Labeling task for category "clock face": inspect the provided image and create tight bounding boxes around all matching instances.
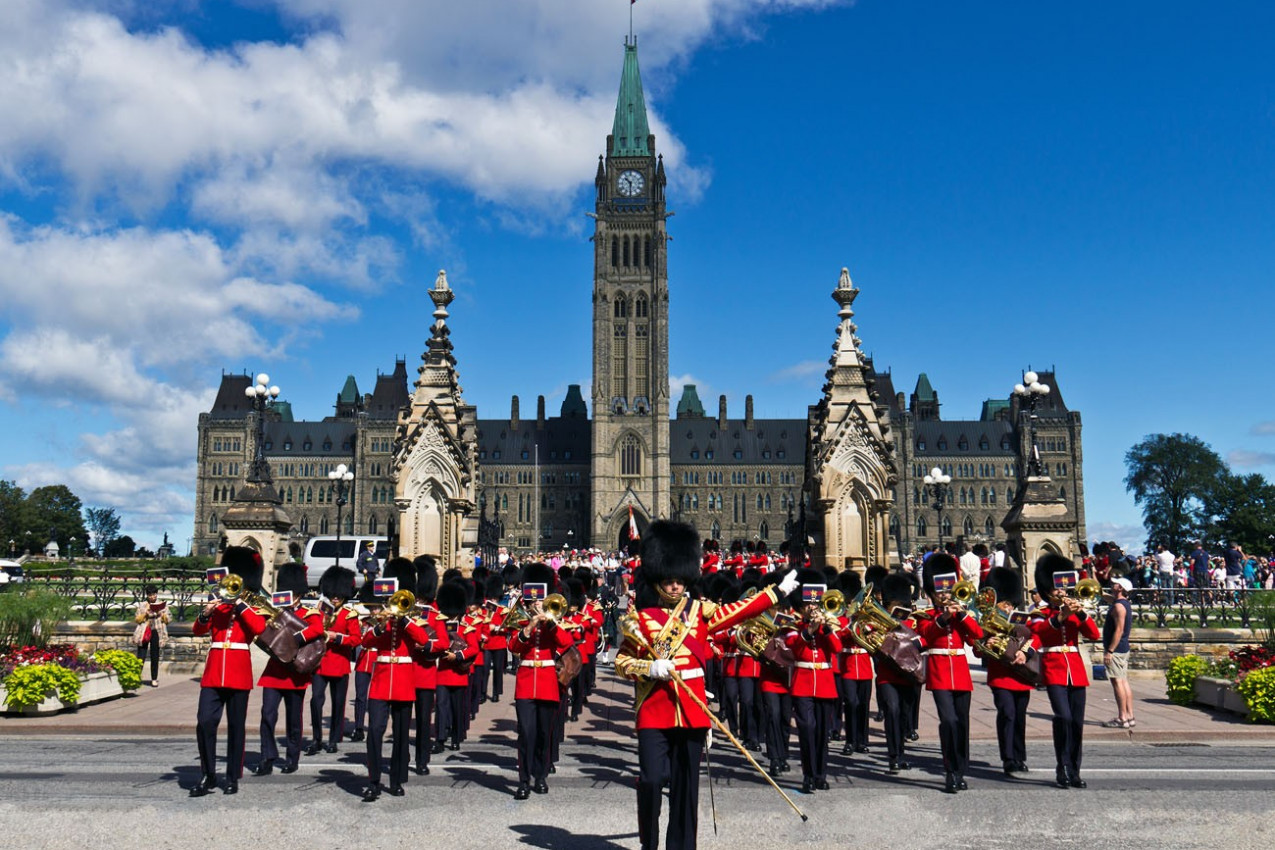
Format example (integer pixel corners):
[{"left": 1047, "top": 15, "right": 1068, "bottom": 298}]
[{"left": 617, "top": 170, "right": 645, "bottom": 197}]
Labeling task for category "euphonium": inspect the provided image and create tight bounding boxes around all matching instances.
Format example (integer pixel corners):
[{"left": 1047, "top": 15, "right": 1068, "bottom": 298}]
[
  {"left": 971, "top": 587, "right": 1015, "bottom": 661},
  {"left": 844, "top": 585, "right": 901, "bottom": 654}
]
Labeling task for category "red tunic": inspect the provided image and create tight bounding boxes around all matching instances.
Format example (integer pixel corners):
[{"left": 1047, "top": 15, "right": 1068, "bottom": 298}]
[
  {"left": 436, "top": 620, "right": 480, "bottom": 688},
  {"left": 785, "top": 625, "right": 842, "bottom": 699},
  {"left": 915, "top": 611, "right": 984, "bottom": 692},
  {"left": 1030, "top": 608, "right": 1101, "bottom": 687},
  {"left": 463, "top": 611, "right": 487, "bottom": 668},
  {"left": 983, "top": 627, "right": 1041, "bottom": 692},
  {"left": 485, "top": 605, "right": 510, "bottom": 652},
  {"left": 362, "top": 617, "right": 431, "bottom": 701},
  {"left": 194, "top": 601, "right": 267, "bottom": 690},
  {"left": 412, "top": 606, "right": 449, "bottom": 690},
  {"left": 257, "top": 607, "right": 326, "bottom": 689},
  {"left": 316, "top": 606, "right": 362, "bottom": 678},
  {"left": 836, "top": 615, "right": 875, "bottom": 680},
  {"left": 617, "top": 589, "right": 778, "bottom": 729},
  {"left": 509, "top": 621, "right": 575, "bottom": 702}
]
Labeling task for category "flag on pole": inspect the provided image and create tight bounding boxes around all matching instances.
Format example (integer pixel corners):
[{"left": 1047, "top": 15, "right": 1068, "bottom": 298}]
[{"left": 628, "top": 504, "right": 640, "bottom": 542}]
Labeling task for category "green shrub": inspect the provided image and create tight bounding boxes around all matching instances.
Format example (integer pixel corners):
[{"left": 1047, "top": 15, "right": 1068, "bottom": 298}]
[
  {"left": 1249, "top": 591, "right": 1275, "bottom": 649},
  {"left": 0, "top": 589, "right": 73, "bottom": 648},
  {"left": 1165, "top": 654, "right": 1209, "bottom": 704},
  {"left": 1235, "top": 666, "right": 1275, "bottom": 723},
  {"left": 2, "top": 663, "right": 82, "bottom": 710},
  {"left": 92, "top": 649, "right": 143, "bottom": 691}
]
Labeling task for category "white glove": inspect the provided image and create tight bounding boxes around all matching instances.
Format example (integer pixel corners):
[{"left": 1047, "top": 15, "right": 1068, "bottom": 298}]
[
  {"left": 648, "top": 658, "right": 675, "bottom": 680},
  {"left": 777, "top": 569, "right": 801, "bottom": 596}
]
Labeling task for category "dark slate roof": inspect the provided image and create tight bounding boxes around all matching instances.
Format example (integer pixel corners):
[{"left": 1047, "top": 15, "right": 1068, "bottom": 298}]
[
  {"left": 265, "top": 421, "right": 357, "bottom": 456},
  {"left": 208, "top": 374, "right": 254, "bottom": 419},
  {"left": 910, "top": 419, "right": 1015, "bottom": 456},
  {"left": 871, "top": 370, "right": 900, "bottom": 415},
  {"left": 476, "top": 418, "right": 591, "bottom": 464},
  {"left": 670, "top": 419, "right": 805, "bottom": 465},
  {"left": 367, "top": 361, "right": 409, "bottom": 420},
  {"left": 561, "top": 385, "right": 588, "bottom": 419}
]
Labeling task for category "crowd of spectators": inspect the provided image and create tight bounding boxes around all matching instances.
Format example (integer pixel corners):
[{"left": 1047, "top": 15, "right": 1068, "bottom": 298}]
[{"left": 1081, "top": 540, "right": 1274, "bottom": 591}]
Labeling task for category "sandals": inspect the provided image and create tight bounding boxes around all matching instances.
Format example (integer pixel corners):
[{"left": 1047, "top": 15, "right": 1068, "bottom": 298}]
[{"left": 1101, "top": 718, "right": 1134, "bottom": 728}]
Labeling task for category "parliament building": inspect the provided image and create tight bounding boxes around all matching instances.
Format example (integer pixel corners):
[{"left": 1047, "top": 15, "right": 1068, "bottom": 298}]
[{"left": 194, "top": 40, "right": 1084, "bottom": 571}]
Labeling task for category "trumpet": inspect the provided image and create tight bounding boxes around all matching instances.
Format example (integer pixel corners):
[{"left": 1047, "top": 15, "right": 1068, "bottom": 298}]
[
  {"left": 952, "top": 579, "right": 977, "bottom": 607},
  {"left": 218, "top": 574, "right": 284, "bottom": 622},
  {"left": 543, "top": 593, "right": 568, "bottom": 621},
  {"left": 375, "top": 589, "right": 417, "bottom": 623},
  {"left": 820, "top": 589, "right": 846, "bottom": 618},
  {"left": 1066, "top": 578, "right": 1103, "bottom": 613}
]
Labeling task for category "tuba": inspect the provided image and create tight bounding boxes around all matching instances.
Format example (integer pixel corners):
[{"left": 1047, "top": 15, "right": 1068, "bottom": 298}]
[
  {"left": 845, "top": 584, "right": 926, "bottom": 685},
  {"left": 971, "top": 587, "right": 1041, "bottom": 685}
]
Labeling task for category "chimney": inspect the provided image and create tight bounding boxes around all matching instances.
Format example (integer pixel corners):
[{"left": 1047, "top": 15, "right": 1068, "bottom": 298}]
[
  {"left": 537, "top": 395, "right": 546, "bottom": 430},
  {"left": 510, "top": 395, "right": 520, "bottom": 429},
  {"left": 718, "top": 395, "right": 728, "bottom": 430},
  {"left": 745, "top": 395, "right": 754, "bottom": 430}
]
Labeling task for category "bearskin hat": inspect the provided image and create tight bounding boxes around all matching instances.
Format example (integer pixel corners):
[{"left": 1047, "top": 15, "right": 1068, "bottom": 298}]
[
  {"left": 221, "top": 546, "right": 264, "bottom": 593},
  {"left": 275, "top": 562, "right": 308, "bottom": 599},
  {"left": 881, "top": 573, "right": 915, "bottom": 608},
  {"left": 413, "top": 555, "right": 439, "bottom": 602},
  {"left": 501, "top": 563, "right": 522, "bottom": 585},
  {"left": 437, "top": 582, "right": 468, "bottom": 619},
  {"left": 923, "top": 553, "right": 960, "bottom": 595},
  {"left": 521, "top": 562, "right": 557, "bottom": 592},
  {"left": 442, "top": 568, "right": 463, "bottom": 584},
  {"left": 730, "top": 539, "right": 744, "bottom": 554},
  {"left": 472, "top": 564, "right": 490, "bottom": 587},
  {"left": 566, "top": 578, "right": 587, "bottom": 610},
  {"left": 822, "top": 566, "right": 840, "bottom": 586},
  {"left": 985, "top": 567, "right": 1024, "bottom": 608},
  {"left": 863, "top": 565, "right": 889, "bottom": 596},
  {"left": 557, "top": 565, "right": 575, "bottom": 583},
  {"left": 837, "top": 569, "right": 863, "bottom": 598},
  {"left": 459, "top": 578, "right": 477, "bottom": 608},
  {"left": 319, "top": 566, "right": 356, "bottom": 601},
  {"left": 706, "top": 572, "right": 734, "bottom": 604},
  {"left": 484, "top": 574, "right": 504, "bottom": 602},
  {"left": 721, "top": 576, "right": 743, "bottom": 605},
  {"left": 638, "top": 520, "right": 702, "bottom": 586},
  {"left": 1035, "top": 552, "right": 1077, "bottom": 598},
  {"left": 383, "top": 557, "right": 416, "bottom": 594},
  {"left": 788, "top": 567, "right": 826, "bottom": 608},
  {"left": 739, "top": 567, "right": 762, "bottom": 586}
]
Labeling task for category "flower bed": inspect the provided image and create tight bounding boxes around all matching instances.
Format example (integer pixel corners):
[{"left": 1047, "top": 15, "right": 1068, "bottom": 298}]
[
  {"left": 0, "top": 643, "right": 142, "bottom": 714},
  {"left": 1168, "top": 645, "right": 1275, "bottom": 722}
]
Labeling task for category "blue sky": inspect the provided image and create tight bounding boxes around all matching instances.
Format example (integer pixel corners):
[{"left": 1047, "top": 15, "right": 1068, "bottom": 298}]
[{"left": 0, "top": 0, "right": 1271, "bottom": 554}]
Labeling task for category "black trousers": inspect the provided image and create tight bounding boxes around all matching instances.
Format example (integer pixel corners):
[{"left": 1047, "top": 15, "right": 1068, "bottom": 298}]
[
  {"left": 309, "top": 673, "right": 349, "bottom": 745},
  {"left": 135, "top": 635, "right": 160, "bottom": 682},
  {"left": 366, "top": 698, "right": 412, "bottom": 788},
  {"left": 991, "top": 686, "right": 1030, "bottom": 765},
  {"left": 762, "top": 691, "right": 792, "bottom": 763},
  {"left": 1046, "top": 684, "right": 1087, "bottom": 774},
  {"left": 196, "top": 687, "right": 249, "bottom": 781},
  {"left": 351, "top": 670, "right": 371, "bottom": 733},
  {"left": 637, "top": 727, "right": 706, "bottom": 850},
  {"left": 436, "top": 684, "right": 466, "bottom": 748},
  {"left": 468, "top": 666, "right": 483, "bottom": 719},
  {"left": 413, "top": 687, "right": 435, "bottom": 768},
  {"left": 793, "top": 696, "right": 834, "bottom": 781},
  {"left": 876, "top": 681, "right": 918, "bottom": 761},
  {"left": 738, "top": 677, "right": 762, "bottom": 744},
  {"left": 931, "top": 689, "right": 972, "bottom": 777},
  {"left": 259, "top": 687, "right": 305, "bottom": 767},
  {"left": 838, "top": 677, "right": 872, "bottom": 749},
  {"left": 908, "top": 682, "right": 921, "bottom": 734},
  {"left": 720, "top": 676, "right": 740, "bottom": 735},
  {"left": 486, "top": 649, "right": 507, "bottom": 700},
  {"left": 515, "top": 698, "right": 556, "bottom": 784}
]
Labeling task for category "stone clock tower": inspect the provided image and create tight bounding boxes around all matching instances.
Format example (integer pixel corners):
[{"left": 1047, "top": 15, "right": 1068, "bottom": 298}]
[{"left": 590, "top": 38, "right": 670, "bottom": 550}]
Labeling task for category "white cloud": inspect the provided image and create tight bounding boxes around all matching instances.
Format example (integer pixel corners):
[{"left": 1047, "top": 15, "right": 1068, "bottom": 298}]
[
  {"left": 1252, "top": 422, "right": 1275, "bottom": 436},
  {"left": 768, "top": 359, "right": 827, "bottom": 382},
  {"left": 1228, "top": 450, "right": 1275, "bottom": 470},
  {"left": 670, "top": 373, "right": 713, "bottom": 406},
  {"left": 1085, "top": 521, "right": 1146, "bottom": 553}
]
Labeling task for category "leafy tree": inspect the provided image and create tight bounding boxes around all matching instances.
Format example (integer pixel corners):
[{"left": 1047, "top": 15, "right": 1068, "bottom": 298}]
[
  {"left": 0, "top": 480, "right": 28, "bottom": 556},
  {"left": 103, "top": 535, "right": 137, "bottom": 558},
  {"left": 1125, "top": 433, "right": 1226, "bottom": 554},
  {"left": 84, "top": 507, "right": 122, "bottom": 556},
  {"left": 1204, "top": 472, "right": 1275, "bottom": 554},
  {"left": 24, "top": 485, "right": 89, "bottom": 554}
]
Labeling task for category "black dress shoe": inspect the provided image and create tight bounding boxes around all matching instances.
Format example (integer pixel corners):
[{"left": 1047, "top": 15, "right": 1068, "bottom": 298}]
[
  {"left": 905, "top": 731, "right": 919, "bottom": 742},
  {"left": 769, "top": 762, "right": 782, "bottom": 778},
  {"left": 840, "top": 744, "right": 855, "bottom": 756},
  {"left": 898, "top": 760, "right": 911, "bottom": 771},
  {"left": 801, "top": 777, "right": 814, "bottom": 794},
  {"left": 532, "top": 781, "right": 549, "bottom": 795},
  {"left": 250, "top": 761, "right": 273, "bottom": 776},
  {"left": 447, "top": 741, "right": 460, "bottom": 751},
  {"left": 414, "top": 764, "right": 430, "bottom": 776},
  {"left": 430, "top": 741, "right": 446, "bottom": 754},
  {"left": 1069, "top": 774, "right": 1087, "bottom": 789},
  {"left": 815, "top": 778, "right": 831, "bottom": 791},
  {"left": 958, "top": 778, "right": 969, "bottom": 790},
  {"left": 1004, "top": 761, "right": 1016, "bottom": 777},
  {"left": 514, "top": 783, "right": 530, "bottom": 800},
  {"left": 349, "top": 730, "right": 365, "bottom": 742},
  {"left": 323, "top": 743, "right": 338, "bottom": 754},
  {"left": 279, "top": 763, "right": 298, "bottom": 774},
  {"left": 1055, "top": 769, "right": 1070, "bottom": 789},
  {"left": 223, "top": 781, "right": 238, "bottom": 795},
  {"left": 888, "top": 760, "right": 901, "bottom": 774},
  {"left": 943, "top": 773, "right": 958, "bottom": 794},
  {"left": 491, "top": 696, "right": 500, "bottom": 703},
  {"left": 548, "top": 764, "right": 556, "bottom": 774},
  {"left": 831, "top": 731, "right": 843, "bottom": 741},
  {"left": 189, "top": 775, "right": 217, "bottom": 797},
  {"left": 386, "top": 785, "right": 405, "bottom": 797},
  {"left": 854, "top": 745, "right": 870, "bottom": 754},
  {"left": 303, "top": 743, "right": 321, "bottom": 756},
  {"left": 780, "top": 760, "right": 790, "bottom": 774},
  {"left": 361, "top": 784, "right": 381, "bottom": 802},
  {"left": 1015, "top": 761, "right": 1029, "bottom": 773}
]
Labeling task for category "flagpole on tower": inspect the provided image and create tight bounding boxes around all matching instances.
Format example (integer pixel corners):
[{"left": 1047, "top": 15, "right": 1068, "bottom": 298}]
[{"left": 629, "top": 0, "right": 635, "bottom": 43}]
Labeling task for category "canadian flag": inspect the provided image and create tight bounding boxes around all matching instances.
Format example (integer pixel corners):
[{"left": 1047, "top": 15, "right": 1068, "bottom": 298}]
[{"left": 628, "top": 504, "right": 640, "bottom": 542}]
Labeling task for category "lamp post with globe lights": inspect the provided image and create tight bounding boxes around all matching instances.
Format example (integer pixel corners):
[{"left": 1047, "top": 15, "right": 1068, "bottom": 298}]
[
  {"left": 1013, "top": 371, "right": 1052, "bottom": 478},
  {"left": 329, "top": 464, "right": 354, "bottom": 568},
  {"left": 923, "top": 466, "right": 953, "bottom": 551},
  {"left": 244, "top": 373, "right": 282, "bottom": 485}
]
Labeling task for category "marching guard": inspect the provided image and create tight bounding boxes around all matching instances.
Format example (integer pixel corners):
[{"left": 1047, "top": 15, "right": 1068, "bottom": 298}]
[
  {"left": 979, "top": 566, "right": 1040, "bottom": 776},
  {"left": 306, "top": 565, "right": 360, "bottom": 755},
  {"left": 786, "top": 569, "right": 842, "bottom": 793},
  {"left": 411, "top": 555, "right": 447, "bottom": 775}
]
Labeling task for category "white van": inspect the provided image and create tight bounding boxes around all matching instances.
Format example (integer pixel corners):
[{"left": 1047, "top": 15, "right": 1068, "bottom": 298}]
[{"left": 303, "top": 537, "right": 391, "bottom": 587}]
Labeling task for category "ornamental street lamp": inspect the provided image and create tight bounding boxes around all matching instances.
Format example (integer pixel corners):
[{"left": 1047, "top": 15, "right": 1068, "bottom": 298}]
[
  {"left": 1013, "top": 370, "right": 1052, "bottom": 478},
  {"left": 923, "top": 466, "right": 953, "bottom": 550},
  {"left": 328, "top": 463, "right": 354, "bottom": 568},
  {"left": 68, "top": 536, "right": 77, "bottom": 565},
  {"left": 244, "top": 372, "right": 282, "bottom": 485}
]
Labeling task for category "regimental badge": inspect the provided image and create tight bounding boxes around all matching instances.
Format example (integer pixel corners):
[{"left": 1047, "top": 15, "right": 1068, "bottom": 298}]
[
  {"left": 652, "top": 616, "right": 688, "bottom": 660},
  {"left": 271, "top": 590, "right": 294, "bottom": 608},
  {"left": 373, "top": 577, "right": 398, "bottom": 597},
  {"left": 932, "top": 573, "right": 958, "bottom": 593},
  {"left": 801, "top": 584, "right": 827, "bottom": 604},
  {"left": 206, "top": 567, "right": 228, "bottom": 584},
  {"left": 1053, "top": 571, "right": 1079, "bottom": 591}
]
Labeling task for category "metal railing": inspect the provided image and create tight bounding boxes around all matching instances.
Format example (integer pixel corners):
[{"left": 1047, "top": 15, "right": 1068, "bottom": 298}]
[
  {"left": 19, "top": 568, "right": 209, "bottom": 622},
  {"left": 1090, "top": 587, "right": 1275, "bottom": 630}
]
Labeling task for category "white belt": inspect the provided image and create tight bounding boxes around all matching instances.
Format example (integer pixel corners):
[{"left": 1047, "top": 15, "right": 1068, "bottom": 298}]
[
  {"left": 376, "top": 656, "right": 414, "bottom": 664},
  {"left": 522, "top": 660, "right": 556, "bottom": 668},
  {"left": 841, "top": 648, "right": 869, "bottom": 655},
  {"left": 795, "top": 661, "right": 831, "bottom": 670},
  {"left": 212, "top": 642, "right": 250, "bottom": 651},
  {"left": 1042, "top": 646, "right": 1079, "bottom": 654},
  {"left": 675, "top": 668, "right": 705, "bottom": 680},
  {"left": 923, "top": 649, "right": 964, "bottom": 657},
  {"left": 723, "top": 652, "right": 742, "bottom": 659}
]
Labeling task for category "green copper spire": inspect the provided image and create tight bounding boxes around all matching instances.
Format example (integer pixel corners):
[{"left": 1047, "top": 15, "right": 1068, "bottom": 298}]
[
  {"left": 338, "top": 375, "right": 360, "bottom": 404},
  {"left": 611, "top": 39, "right": 650, "bottom": 157}
]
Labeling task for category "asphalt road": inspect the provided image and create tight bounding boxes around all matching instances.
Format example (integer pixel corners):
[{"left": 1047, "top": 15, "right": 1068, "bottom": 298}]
[{"left": 1, "top": 735, "right": 1272, "bottom": 850}]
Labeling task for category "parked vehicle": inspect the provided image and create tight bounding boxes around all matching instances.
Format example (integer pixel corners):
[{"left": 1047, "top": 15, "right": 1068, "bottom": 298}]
[
  {"left": 302, "top": 537, "right": 390, "bottom": 587},
  {"left": 0, "top": 560, "right": 24, "bottom": 585}
]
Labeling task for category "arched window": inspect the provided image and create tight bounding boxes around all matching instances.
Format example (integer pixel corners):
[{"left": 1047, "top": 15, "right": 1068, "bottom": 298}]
[
  {"left": 1059, "top": 486, "right": 1067, "bottom": 500},
  {"left": 1006, "top": 487, "right": 1014, "bottom": 503},
  {"left": 319, "top": 517, "right": 329, "bottom": 534},
  {"left": 212, "top": 486, "right": 220, "bottom": 502},
  {"left": 913, "top": 487, "right": 920, "bottom": 505},
  {"left": 765, "top": 494, "right": 772, "bottom": 511},
  {"left": 614, "top": 296, "right": 628, "bottom": 319},
  {"left": 368, "top": 516, "right": 378, "bottom": 534},
  {"left": 989, "top": 489, "right": 997, "bottom": 505},
  {"left": 889, "top": 514, "right": 900, "bottom": 537},
  {"left": 208, "top": 514, "right": 218, "bottom": 533},
  {"left": 611, "top": 236, "right": 619, "bottom": 267},
  {"left": 623, "top": 236, "right": 630, "bottom": 266},
  {"left": 759, "top": 520, "right": 770, "bottom": 540},
  {"left": 985, "top": 517, "right": 995, "bottom": 537},
  {"left": 299, "top": 515, "right": 309, "bottom": 534},
  {"left": 711, "top": 520, "right": 721, "bottom": 540},
  {"left": 636, "top": 294, "right": 649, "bottom": 318},
  {"left": 644, "top": 236, "right": 652, "bottom": 267},
  {"left": 941, "top": 516, "right": 952, "bottom": 538},
  {"left": 691, "top": 494, "right": 699, "bottom": 510},
  {"left": 917, "top": 516, "right": 928, "bottom": 536},
  {"left": 620, "top": 435, "right": 641, "bottom": 477},
  {"left": 981, "top": 487, "right": 989, "bottom": 505},
  {"left": 963, "top": 517, "right": 974, "bottom": 536},
  {"left": 229, "top": 485, "right": 235, "bottom": 500},
  {"left": 285, "top": 486, "right": 292, "bottom": 504}
]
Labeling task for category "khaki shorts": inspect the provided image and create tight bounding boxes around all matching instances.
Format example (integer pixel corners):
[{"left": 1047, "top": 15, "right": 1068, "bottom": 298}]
[{"left": 1106, "top": 651, "right": 1130, "bottom": 680}]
